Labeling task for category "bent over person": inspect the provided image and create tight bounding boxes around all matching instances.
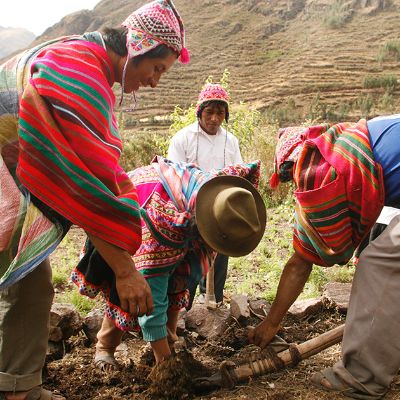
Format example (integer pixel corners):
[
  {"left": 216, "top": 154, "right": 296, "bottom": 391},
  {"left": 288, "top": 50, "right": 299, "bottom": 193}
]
[
  {"left": 248, "top": 115, "right": 400, "bottom": 399},
  {"left": 168, "top": 83, "right": 243, "bottom": 307},
  {"left": 0, "top": 1, "right": 189, "bottom": 399},
  {"left": 73, "top": 157, "right": 266, "bottom": 369}
]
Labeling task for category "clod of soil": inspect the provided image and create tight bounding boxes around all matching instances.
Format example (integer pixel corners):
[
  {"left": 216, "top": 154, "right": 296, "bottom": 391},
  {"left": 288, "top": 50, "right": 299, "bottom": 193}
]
[{"left": 145, "top": 350, "right": 211, "bottom": 399}]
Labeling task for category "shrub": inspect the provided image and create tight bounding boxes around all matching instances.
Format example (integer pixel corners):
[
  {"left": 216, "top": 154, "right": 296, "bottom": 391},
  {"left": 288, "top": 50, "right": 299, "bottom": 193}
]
[
  {"left": 120, "top": 130, "right": 166, "bottom": 171},
  {"left": 264, "top": 98, "right": 301, "bottom": 126},
  {"left": 322, "top": 0, "right": 353, "bottom": 29},
  {"left": 363, "top": 74, "right": 398, "bottom": 92},
  {"left": 355, "top": 93, "right": 374, "bottom": 118},
  {"left": 377, "top": 40, "right": 400, "bottom": 63},
  {"left": 379, "top": 89, "right": 396, "bottom": 113}
]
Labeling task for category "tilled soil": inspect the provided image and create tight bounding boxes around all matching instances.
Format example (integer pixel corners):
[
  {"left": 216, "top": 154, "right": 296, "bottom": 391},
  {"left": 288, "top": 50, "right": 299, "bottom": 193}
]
[{"left": 43, "top": 308, "right": 400, "bottom": 400}]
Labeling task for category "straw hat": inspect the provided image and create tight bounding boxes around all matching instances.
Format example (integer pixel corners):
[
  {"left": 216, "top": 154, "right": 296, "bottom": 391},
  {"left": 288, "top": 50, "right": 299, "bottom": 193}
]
[{"left": 196, "top": 175, "right": 266, "bottom": 257}]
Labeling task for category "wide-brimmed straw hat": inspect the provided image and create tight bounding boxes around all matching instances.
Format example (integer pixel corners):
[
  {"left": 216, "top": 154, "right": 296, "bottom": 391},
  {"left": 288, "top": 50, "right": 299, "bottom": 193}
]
[{"left": 196, "top": 175, "right": 266, "bottom": 257}]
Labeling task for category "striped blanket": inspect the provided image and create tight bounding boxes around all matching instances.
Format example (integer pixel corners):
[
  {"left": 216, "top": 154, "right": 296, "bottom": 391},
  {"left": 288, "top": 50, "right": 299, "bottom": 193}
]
[
  {"left": 0, "top": 33, "right": 142, "bottom": 288},
  {"left": 292, "top": 119, "right": 384, "bottom": 266}
]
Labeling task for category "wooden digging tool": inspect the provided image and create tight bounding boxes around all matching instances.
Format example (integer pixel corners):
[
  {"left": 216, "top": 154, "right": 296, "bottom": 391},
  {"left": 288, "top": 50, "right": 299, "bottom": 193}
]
[
  {"left": 204, "top": 261, "right": 217, "bottom": 309},
  {"left": 194, "top": 324, "right": 345, "bottom": 391}
]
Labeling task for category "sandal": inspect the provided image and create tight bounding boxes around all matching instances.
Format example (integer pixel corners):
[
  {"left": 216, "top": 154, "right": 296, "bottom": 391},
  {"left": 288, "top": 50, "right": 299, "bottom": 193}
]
[
  {"left": 94, "top": 353, "right": 119, "bottom": 373},
  {"left": 311, "top": 368, "right": 384, "bottom": 399},
  {"left": 0, "top": 386, "right": 65, "bottom": 400}
]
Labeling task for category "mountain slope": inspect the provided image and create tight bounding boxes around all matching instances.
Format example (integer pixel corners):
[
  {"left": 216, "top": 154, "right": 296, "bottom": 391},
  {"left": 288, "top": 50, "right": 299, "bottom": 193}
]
[
  {"left": 0, "top": 27, "right": 35, "bottom": 59},
  {"left": 18, "top": 0, "right": 400, "bottom": 122}
]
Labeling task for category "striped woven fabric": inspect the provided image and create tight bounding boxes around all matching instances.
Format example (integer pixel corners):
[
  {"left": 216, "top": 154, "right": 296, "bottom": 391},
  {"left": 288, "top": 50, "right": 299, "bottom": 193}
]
[
  {"left": 0, "top": 34, "right": 143, "bottom": 288},
  {"left": 292, "top": 119, "right": 384, "bottom": 266},
  {"left": 0, "top": 113, "right": 68, "bottom": 288},
  {"left": 17, "top": 38, "right": 142, "bottom": 253},
  {"left": 0, "top": 39, "right": 73, "bottom": 289}
]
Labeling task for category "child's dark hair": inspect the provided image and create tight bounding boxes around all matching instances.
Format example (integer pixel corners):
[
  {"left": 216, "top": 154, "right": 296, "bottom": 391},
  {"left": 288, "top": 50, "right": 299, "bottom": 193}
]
[
  {"left": 196, "top": 100, "right": 229, "bottom": 123},
  {"left": 279, "top": 161, "right": 295, "bottom": 182},
  {"left": 102, "top": 27, "right": 178, "bottom": 64}
]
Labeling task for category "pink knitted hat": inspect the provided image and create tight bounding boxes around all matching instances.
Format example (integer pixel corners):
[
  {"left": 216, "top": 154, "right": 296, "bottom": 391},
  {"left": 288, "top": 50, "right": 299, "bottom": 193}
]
[
  {"left": 269, "top": 124, "right": 331, "bottom": 188},
  {"left": 122, "top": 0, "right": 190, "bottom": 64},
  {"left": 269, "top": 126, "right": 307, "bottom": 189},
  {"left": 196, "top": 83, "right": 229, "bottom": 115}
]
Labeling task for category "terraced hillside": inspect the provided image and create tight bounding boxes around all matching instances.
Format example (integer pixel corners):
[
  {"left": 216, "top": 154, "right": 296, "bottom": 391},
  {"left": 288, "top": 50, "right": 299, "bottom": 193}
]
[{"left": 33, "top": 0, "right": 400, "bottom": 125}]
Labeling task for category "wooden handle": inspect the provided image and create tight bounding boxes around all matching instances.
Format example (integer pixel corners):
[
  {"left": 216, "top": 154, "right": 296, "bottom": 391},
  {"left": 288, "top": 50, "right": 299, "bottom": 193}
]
[
  {"left": 206, "top": 266, "right": 215, "bottom": 298},
  {"left": 232, "top": 324, "right": 345, "bottom": 382}
]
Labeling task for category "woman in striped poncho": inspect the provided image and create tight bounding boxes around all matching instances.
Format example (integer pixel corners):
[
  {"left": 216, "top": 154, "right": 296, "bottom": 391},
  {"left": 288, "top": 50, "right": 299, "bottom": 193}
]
[
  {"left": 248, "top": 116, "right": 400, "bottom": 399},
  {"left": 0, "top": 1, "right": 190, "bottom": 399}
]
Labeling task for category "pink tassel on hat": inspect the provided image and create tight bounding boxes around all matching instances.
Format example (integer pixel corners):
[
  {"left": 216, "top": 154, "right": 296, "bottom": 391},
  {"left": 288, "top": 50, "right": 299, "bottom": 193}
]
[
  {"left": 269, "top": 172, "right": 280, "bottom": 189},
  {"left": 179, "top": 47, "right": 190, "bottom": 64}
]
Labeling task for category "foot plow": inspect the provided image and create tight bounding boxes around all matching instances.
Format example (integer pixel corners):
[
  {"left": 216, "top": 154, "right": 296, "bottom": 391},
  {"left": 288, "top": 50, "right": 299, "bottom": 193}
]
[{"left": 194, "top": 324, "right": 345, "bottom": 391}]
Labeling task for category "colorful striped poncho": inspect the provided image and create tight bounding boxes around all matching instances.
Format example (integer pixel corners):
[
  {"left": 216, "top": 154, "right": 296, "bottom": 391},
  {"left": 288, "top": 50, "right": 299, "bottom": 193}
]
[
  {"left": 0, "top": 33, "right": 141, "bottom": 288},
  {"left": 292, "top": 119, "right": 384, "bottom": 266},
  {"left": 72, "top": 157, "right": 261, "bottom": 330}
]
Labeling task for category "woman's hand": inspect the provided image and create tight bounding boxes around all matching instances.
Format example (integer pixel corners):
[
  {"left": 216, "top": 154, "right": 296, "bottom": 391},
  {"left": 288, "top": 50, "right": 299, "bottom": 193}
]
[
  {"left": 115, "top": 267, "right": 153, "bottom": 319},
  {"left": 87, "top": 233, "right": 154, "bottom": 318}
]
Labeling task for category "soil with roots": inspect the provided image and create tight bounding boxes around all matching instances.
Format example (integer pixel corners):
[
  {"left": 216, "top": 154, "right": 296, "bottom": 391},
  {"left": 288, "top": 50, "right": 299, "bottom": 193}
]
[{"left": 42, "top": 306, "right": 400, "bottom": 400}]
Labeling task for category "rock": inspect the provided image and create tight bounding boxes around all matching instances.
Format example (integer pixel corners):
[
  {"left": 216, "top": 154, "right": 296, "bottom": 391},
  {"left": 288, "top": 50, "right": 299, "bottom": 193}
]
[
  {"left": 47, "top": 341, "right": 65, "bottom": 361},
  {"left": 230, "top": 294, "right": 250, "bottom": 324},
  {"left": 288, "top": 298, "right": 323, "bottom": 319},
  {"left": 176, "top": 309, "right": 187, "bottom": 335},
  {"left": 248, "top": 298, "right": 271, "bottom": 318},
  {"left": 49, "top": 303, "right": 83, "bottom": 342},
  {"left": 83, "top": 308, "right": 104, "bottom": 343},
  {"left": 323, "top": 282, "right": 352, "bottom": 313},
  {"left": 227, "top": 23, "right": 242, "bottom": 36},
  {"left": 185, "top": 304, "right": 231, "bottom": 340}
]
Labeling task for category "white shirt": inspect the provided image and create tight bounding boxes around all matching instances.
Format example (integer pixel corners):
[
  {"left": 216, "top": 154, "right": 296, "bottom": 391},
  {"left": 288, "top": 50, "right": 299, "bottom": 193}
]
[
  {"left": 167, "top": 121, "right": 243, "bottom": 171},
  {"left": 376, "top": 206, "right": 400, "bottom": 225}
]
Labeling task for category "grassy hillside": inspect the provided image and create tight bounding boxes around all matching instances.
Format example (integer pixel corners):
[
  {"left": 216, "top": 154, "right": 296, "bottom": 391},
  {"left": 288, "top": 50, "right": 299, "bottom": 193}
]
[{"left": 30, "top": 0, "right": 400, "bottom": 126}]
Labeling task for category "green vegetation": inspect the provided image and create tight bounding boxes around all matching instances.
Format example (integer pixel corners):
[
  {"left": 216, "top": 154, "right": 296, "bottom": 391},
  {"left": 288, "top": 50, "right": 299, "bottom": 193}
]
[
  {"left": 225, "top": 202, "right": 355, "bottom": 302},
  {"left": 355, "top": 93, "right": 374, "bottom": 118},
  {"left": 377, "top": 40, "right": 400, "bottom": 63},
  {"left": 363, "top": 74, "right": 398, "bottom": 92},
  {"left": 51, "top": 236, "right": 80, "bottom": 287},
  {"left": 265, "top": 98, "right": 302, "bottom": 127},
  {"left": 119, "top": 130, "right": 165, "bottom": 171},
  {"left": 256, "top": 49, "right": 286, "bottom": 64},
  {"left": 322, "top": 0, "right": 352, "bottom": 29},
  {"left": 57, "top": 289, "right": 95, "bottom": 316}
]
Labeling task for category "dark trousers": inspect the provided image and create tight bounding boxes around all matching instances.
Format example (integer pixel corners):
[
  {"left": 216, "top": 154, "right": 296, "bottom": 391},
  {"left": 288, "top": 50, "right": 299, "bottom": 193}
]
[{"left": 187, "top": 253, "right": 229, "bottom": 309}]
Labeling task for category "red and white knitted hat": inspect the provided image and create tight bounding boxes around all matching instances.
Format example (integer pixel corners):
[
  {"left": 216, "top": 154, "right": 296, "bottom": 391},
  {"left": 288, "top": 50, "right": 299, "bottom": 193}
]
[
  {"left": 122, "top": 0, "right": 190, "bottom": 64},
  {"left": 196, "top": 83, "right": 229, "bottom": 115}
]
